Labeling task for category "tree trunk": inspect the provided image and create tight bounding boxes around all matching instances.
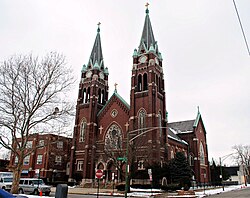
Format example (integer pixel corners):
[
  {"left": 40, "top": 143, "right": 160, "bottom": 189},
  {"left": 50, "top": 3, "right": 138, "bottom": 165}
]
[{"left": 11, "top": 161, "right": 23, "bottom": 194}]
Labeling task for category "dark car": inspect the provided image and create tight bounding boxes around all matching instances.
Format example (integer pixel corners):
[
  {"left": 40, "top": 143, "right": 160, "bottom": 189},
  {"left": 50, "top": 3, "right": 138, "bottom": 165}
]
[{"left": 0, "top": 189, "right": 28, "bottom": 198}]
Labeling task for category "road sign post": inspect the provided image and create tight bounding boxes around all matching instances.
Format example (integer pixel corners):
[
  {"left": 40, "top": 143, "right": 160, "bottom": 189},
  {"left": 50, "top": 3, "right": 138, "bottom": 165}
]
[
  {"left": 148, "top": 169, "right": 153, "bottom": 196},
  {"left": 95, "top": 170, "right": 103, "bottom": 198}
]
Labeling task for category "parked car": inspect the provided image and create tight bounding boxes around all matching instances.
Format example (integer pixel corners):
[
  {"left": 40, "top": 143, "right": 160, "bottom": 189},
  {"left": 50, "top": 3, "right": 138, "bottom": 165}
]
[
  {"left": 0, "top": 176, "right": 13, "bottom": 191},
  {"left": 0, "top": 172, "right": 13, "bottom": 178},
  {"left": 18, "top": 178, "right": 51, "bottom": 196}
]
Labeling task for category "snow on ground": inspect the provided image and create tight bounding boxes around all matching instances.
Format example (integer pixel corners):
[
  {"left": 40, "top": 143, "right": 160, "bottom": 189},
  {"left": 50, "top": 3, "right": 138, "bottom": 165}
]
[
  {"left": 195, "top": 184, "right": 249, "bottom": 198},
  {"left": 128, "top": 185, "right": 250, "bottom": 198},
  {"left": 15, "top": 195, "right": 48, "bottom": 198}
]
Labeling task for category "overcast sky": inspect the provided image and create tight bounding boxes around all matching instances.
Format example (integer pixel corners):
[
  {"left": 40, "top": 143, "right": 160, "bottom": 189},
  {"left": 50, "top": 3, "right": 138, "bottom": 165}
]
[{"left": 0, "top": 0, "right": 249, "bottom": 165}]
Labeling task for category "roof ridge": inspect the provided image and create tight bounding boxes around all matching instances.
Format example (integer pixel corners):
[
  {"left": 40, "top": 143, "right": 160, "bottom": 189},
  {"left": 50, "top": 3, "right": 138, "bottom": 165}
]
[
  {"left": 168, "top": 119, "right": 195, "bottom": 124},
  {"left": 97, "top": 91, "right": 130, "bottom": 117}
]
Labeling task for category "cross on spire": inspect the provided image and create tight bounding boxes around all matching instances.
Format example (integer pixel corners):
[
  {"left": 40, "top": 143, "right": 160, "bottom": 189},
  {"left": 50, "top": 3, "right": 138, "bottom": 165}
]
[
  {"left": 145, "top": 2, "right": 149, "bottom": 14},
  {"left": 114, "top": 83, "right": 118, "bottom": 92},
  {"left": 97, "top": 22, "right": 101, "bottom": 32}
]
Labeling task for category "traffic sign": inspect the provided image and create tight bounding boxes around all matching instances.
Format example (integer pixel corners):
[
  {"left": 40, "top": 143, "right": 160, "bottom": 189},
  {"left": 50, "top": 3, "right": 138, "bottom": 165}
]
[
  {"left": 96, "top": 169, "right": 103, "bottom": 179},
  {"left": 117, "top": 157, "right": 127, "bottom": 162}
]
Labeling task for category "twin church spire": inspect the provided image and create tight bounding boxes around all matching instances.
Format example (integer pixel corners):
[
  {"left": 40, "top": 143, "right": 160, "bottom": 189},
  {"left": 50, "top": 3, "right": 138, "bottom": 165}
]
[
  {"left": 88, "top": 22, "right": 104, "bottom": 69},
  {"left": 134, "top": 5, "right": 161, "bottom": 58},
  {"left": 139, "top": 6, "right": 156, "bottom": 53},
  {"left": 84, "top": 4, "right": 160, "bottom": 73},
  {"left": 82, "top": 22, "right": 108, "bottom": 74}
]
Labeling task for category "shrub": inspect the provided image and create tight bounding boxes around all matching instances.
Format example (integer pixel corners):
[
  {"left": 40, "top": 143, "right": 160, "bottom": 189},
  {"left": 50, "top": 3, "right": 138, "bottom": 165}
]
[
  {"left": 161, "top": 183, "right": 181, "bottom": 192},
  {"left": 116, "top": 184, "right": 125, "bottom": 191},
  {"left": 179, "top": 177, "right": 191, "bottom": 191}
]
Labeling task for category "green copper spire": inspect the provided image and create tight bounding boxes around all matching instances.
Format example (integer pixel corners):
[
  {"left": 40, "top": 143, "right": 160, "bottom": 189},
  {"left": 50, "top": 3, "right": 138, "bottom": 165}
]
[
  {"left": 138, "top": 3, "right": 159, "bottom": 55},
  {"left": 87, "top": 22, "right": 104, "bottom": 70}
]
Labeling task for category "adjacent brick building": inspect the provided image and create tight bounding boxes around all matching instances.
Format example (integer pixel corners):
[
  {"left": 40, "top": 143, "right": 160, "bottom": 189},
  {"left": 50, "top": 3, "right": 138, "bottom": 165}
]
[
  {"left": 68, "top": 7, "right": 210, "bottom": 185},
  {"left": 0, "top": 159, "right": 9, "bottom": 172},
  {"left": 9, "top": 134, "right": 71, "bottom": 183}
]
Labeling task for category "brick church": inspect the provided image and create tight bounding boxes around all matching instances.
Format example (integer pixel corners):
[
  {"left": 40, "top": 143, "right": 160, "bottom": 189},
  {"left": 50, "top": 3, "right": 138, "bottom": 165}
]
[{"left": 69, "top": 6, "right": 210, "bottom": 185}]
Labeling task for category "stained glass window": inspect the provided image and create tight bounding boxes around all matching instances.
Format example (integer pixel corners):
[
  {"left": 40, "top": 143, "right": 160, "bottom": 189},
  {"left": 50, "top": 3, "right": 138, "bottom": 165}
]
[
  {"left": 104, "top": 124, "right": 122, "bottom": 150},
  {"left": 80, "top": 119, "right": 87, "bottom": 142}
]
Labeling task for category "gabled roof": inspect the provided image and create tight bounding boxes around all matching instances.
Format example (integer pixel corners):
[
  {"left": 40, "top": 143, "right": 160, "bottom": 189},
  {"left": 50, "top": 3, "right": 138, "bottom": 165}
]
[
  {"left": 168, "top": 128, "right": 188, "bottom": 145},
  {"left": 168, "top": 120, "right": 195, "bottom": 134},
  {"left": 168, "top": 108, "right": 206, "bottom": 134},
  {"left": 193, "top": 109, "right": 201, "bottom": 127},
  {"left": 97, "top": 90, "right": 130, "bottom": 117},
  {"left": 87, "top": 25, "right": 104, "bottom": 69}
]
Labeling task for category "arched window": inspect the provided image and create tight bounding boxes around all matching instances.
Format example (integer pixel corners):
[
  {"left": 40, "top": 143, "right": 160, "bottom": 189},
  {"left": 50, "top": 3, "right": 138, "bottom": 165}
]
[
  {"left": 155, "top": 75, "right": 159, "bottom": 88},
  {"left": 200, "top": 142, "right": 205, "bottom": 165},
  {"left": 143, "top": 73, "right": 148, "bottom": 90},
  {"left": 79, "top": 119, "right": 87, "bottom": 142},
  {"left": 138, "top": 109, "right": 146, "bottom": 132},
  {"left": 85, "top": 87, "right": 90, "bottom": 103},
  {"left": 97, "top": 162, "right": 104, "bottom": 170},
  {"left": 98, "top": 89, "right": 101, "bottom": 104},
  {"left": 158, "top": 111, "right": 162, "bottom": 137},
  {"left": 189, "top": 155, "right": 194, "bottom": 166},
  {"left": 83, "top": 88, "right": 86, "bottom": 103},
  {"left": 101, "top": 90, "right": 105, "bottom": 104},
  {"left": 158, "top": 77, "right": 161, "bottom": 93},
  {"left": 104, "top": 124, "right": 122, "bottom": 150},
  {"left": 138, "top": 74, "right": 142, "bottom": 92},
  {"left": 170, "top": 149, "right": 174, "bottom": 159}
]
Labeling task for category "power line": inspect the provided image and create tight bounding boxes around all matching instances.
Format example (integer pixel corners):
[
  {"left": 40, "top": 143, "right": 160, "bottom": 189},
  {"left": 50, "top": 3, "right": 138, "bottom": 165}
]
[{"left": 233, "top": 0, "right": 250, "bottom": 56}]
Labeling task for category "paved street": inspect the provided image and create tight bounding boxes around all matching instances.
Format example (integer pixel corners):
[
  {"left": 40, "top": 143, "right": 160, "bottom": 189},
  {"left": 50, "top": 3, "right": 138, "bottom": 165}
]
[
  {"left": 49, "top": 193, "right": 121, "bottom": 198},
  {"left": 206, "top": 187, "right": 250, "bottom": 197}
]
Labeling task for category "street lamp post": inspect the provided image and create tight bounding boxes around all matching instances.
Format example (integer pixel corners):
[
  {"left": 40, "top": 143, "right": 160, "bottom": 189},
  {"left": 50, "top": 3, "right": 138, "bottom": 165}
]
[
  {"left": 219, "top": 153, "right": 235, "bottom": 191},
  {"left": 219, "top": 157, "right": 224, "bottom": 191},
  {"left": 124, "top": 127, "right": 168, "bottom": 198},
  {"left": 124, "top": 133, "right": 130, "bottom": 198}
]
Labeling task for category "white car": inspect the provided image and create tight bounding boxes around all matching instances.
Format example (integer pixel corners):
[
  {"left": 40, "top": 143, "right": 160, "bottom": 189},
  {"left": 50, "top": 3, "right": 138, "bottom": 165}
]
[
  {"left": 0, "top": 176, "right": 13, "bottom": 191},
  {"left": 18, "top": 178, "right": 51, "bottom": 196}
]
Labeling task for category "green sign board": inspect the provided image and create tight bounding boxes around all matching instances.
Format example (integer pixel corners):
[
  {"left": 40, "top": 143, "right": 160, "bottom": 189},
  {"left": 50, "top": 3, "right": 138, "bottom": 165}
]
[{"left": 117, "top": 157, "right": 127, "bottom": 162}]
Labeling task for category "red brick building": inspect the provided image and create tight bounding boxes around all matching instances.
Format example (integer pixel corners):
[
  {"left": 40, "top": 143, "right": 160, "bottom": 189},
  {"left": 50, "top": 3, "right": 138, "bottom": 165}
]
[
  {"left": 69, "top": 7, "right": 210, "bottom": 185},
  {"left": 168, "top": 111, "right": 210, "bottom": 185},
  {"left": 0, "top": 159, "right": 10, "bottom": 172},
  {"left": 9, "top": 134, "right": 71, "bottom": 183}
]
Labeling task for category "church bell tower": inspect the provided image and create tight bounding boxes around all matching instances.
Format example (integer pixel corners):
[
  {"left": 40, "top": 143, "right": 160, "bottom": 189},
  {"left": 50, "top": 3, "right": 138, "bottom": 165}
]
[
  {"left": 129, "top": 5, "right": 168, "bottom": 165},
  {"left": 69, "top": 24, "right": 109, "bottom": 182}
]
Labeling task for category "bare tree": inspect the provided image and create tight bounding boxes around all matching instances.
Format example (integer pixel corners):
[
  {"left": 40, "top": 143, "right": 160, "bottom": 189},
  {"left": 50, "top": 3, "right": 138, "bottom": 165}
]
[
  {"left": 0, "top": 52, "right": 75, "bottom": 193},
  {"left": 232, "top": 144, "right": 250, "bottom": 185},
  {"left": 0, "top": 149, "right": 11, "bottom": 160}
]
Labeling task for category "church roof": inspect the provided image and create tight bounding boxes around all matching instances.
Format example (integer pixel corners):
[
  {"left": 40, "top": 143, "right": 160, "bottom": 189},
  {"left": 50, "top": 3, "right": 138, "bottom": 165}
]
[
  {"left": 168, "top": 128, "right": 188, "bottom": 145},
  {"left": 168, "top": 108, "right": 205, "bottom": 134},
  {"left": 87, "top": 24, "right": 104, "bottom": 69},
  {"left": 168, "top": 120, "right": 195, "bottom": 134},
  {"left": 97, "top": 90, "right": 130, "bottom": 117}
]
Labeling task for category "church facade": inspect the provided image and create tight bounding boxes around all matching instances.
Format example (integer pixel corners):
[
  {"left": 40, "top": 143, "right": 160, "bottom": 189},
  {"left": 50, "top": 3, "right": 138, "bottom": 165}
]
[{"left": 69, "top": 7, "right": 210, "bottom": 185}]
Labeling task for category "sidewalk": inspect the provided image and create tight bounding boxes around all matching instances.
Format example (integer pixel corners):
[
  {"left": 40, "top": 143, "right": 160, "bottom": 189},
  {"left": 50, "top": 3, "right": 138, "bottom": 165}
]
[
  {"left": 51, "top": 186, "right": 118, "bottom": 195},
  {"left": 51, "top": 184, "right": 250, "bottom": 197}
]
